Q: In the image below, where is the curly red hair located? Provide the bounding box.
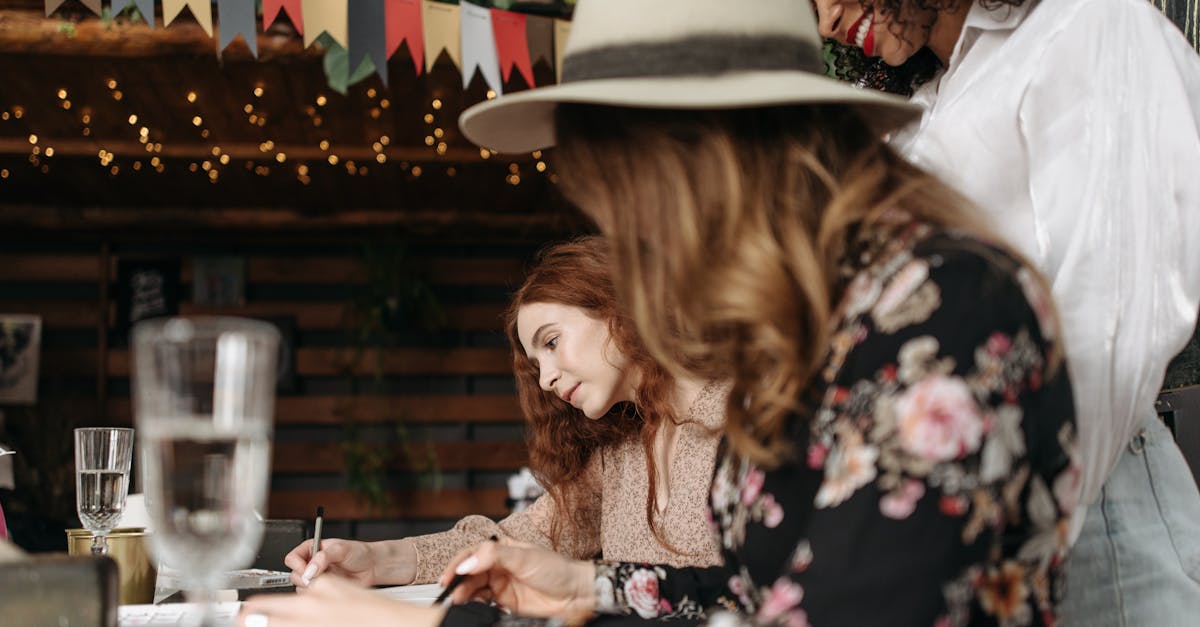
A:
[504,236,682,554]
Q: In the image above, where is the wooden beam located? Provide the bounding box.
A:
[268,487,510,520]
[43,346,513,377]
[272,441,528,473]
[0,137,486,163]
[103,394,524,426]
[0,206,567,235]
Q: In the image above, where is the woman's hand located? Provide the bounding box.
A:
[283,538,380,587]
[238,575,445,627]
[441,537,597,624]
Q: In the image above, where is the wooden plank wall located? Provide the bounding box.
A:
[0,239,542,540]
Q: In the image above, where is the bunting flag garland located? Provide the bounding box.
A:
[526,15,554,77]
[491,8,534,88]
[111,0,156,27]
[163,0,214,36]
[217,0,258,57]
[553,18,571,84]
[422,0,460,73]
[263,0,303,34]
[460,2,502,93]
[349,0,389,85]
[302,0,348,48]
[386,0,424,76]
[45,0,101,16]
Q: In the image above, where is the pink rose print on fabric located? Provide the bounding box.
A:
[879,479,926,520]
[742,467,766,506]
[624,569,662,619]
[757,578,806,625]
[762,493,784,528]
[894,374,983,462]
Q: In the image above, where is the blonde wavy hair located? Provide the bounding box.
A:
[553,104,1048,467]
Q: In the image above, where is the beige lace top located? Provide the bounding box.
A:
[407,381,728,583]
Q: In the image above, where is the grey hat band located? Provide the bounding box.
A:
[561,35,825,84]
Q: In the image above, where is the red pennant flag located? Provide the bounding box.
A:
[491,8,534,88]
[385,0,424,75]
[264,0,303,34]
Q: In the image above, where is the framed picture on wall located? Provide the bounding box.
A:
[0,315,42,405]
[115,258,181,335]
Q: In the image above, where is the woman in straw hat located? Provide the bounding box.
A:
[282,236,726,588]
[240,1,1078,625]
[811,1,1200,624]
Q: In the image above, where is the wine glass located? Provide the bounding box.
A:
[74,427,134,556]
[132,317,278,625]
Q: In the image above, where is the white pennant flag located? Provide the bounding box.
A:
[459,2,502,94]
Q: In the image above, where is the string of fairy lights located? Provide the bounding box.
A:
[0,80,552,188]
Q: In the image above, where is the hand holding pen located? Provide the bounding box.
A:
[283,508,378,588]
[437,535,598,623]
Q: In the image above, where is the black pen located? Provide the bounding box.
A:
[312,505,325,555]
[433,535,498,606]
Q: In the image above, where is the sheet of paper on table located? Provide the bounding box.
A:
[119,584,447,626]
[377,582,444,604]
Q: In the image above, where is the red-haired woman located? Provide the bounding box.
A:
[282,236,725,589]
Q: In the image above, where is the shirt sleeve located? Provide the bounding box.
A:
[411,454,606,583]
[1018,0,1200,504]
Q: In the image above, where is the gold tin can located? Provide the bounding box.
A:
[66,527,157,605]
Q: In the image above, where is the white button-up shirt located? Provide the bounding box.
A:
[893,0,1200,514]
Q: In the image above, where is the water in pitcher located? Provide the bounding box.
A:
[140,416,270,580]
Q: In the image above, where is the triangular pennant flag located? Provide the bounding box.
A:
[216,0,258,58]
[422,0,460,73]
[163,0,213,36]
[526,15,553,74]
[111,0,156,28]
[460,2,502,93]
[491,8,534,89]
[45,0,101,16]
[349,0,388,85]
[301,0,348,48]
[385,0,423,75]
[263,0,303,34]
[553,18,571,84]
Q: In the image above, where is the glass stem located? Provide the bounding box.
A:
[186,579,221,627]
[90,533,108,556]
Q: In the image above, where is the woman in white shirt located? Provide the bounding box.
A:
[812,0,1200,624]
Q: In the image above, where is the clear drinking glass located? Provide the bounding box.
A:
[74,427,135,556]
[132,317,278,625]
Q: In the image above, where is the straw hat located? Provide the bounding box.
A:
[459,0,919,154]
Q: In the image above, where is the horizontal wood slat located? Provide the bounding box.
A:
[104,395,523,425]
[271,441,527,473]
[0,255,102,282]
[0,301,505,331]
[0,255,526,287]
[295,347,512,376]
[268,487,510,520]
[44,347,512,377]
[0,301,104,327]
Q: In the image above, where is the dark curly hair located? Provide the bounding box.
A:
[823,0,1028,96]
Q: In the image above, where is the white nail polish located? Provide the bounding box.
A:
[302,563,317,585]
[245,613,270,627]
[455,555,479,575]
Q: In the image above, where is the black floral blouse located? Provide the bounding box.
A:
[589,225,1079,627]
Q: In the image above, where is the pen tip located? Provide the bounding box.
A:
[316,505,324,518]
